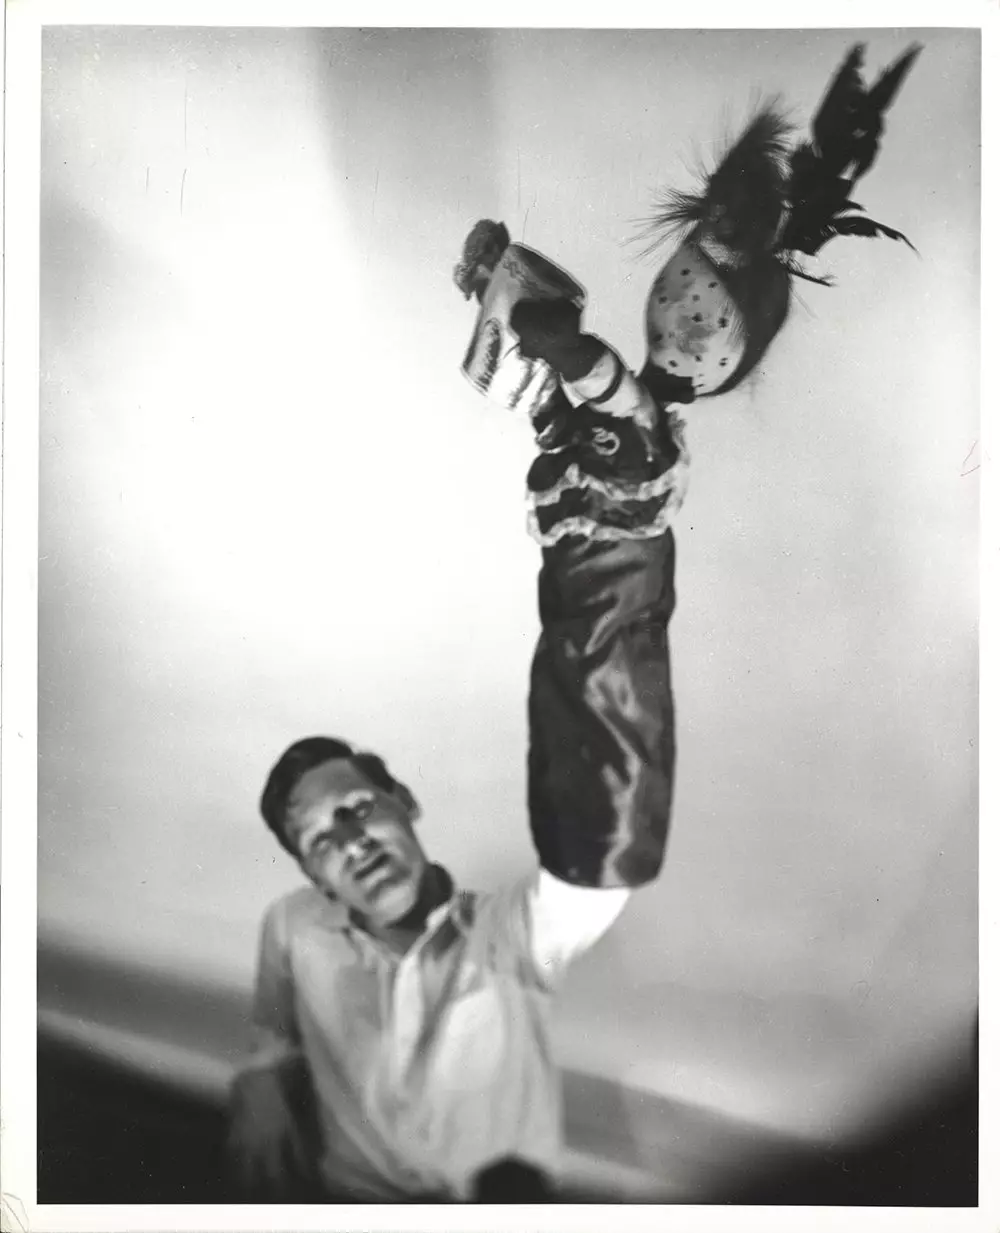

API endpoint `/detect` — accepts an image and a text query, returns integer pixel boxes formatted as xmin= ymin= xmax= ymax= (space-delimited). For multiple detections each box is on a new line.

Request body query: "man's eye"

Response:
xmin=354 ymin=798 xmax=375 ymax=820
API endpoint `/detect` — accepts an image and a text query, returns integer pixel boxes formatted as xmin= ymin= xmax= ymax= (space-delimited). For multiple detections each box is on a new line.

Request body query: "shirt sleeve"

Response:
xmin=250 ymin=898 xmax=301 ymax=1050
xmin=525 ymin=867 xmax=632 ymax=986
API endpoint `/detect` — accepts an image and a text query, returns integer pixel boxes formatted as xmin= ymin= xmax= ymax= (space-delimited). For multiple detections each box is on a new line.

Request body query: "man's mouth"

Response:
xmin=353 ymin=851 xmax=394 ymax=885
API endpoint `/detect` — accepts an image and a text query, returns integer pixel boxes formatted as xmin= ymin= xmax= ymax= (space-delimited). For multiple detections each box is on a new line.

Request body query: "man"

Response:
xmin=226 ymin=737 xmax=636 ymax=1202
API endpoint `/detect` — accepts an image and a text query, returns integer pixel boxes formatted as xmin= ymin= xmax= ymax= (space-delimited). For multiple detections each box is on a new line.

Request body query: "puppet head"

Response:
xmin=457 ymin=229 xmax=586 ymax=415
xmin=641 ymin=43 xmax=920 ymax=397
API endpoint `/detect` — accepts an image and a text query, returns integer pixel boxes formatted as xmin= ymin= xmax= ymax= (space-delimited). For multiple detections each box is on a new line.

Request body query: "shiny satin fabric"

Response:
xmin=528 ymin=527 xmax=677 ymax=889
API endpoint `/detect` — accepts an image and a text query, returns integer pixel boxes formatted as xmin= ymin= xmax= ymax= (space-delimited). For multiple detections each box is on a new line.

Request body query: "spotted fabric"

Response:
xmin=644 ymin=240 xmax=746 ymax=395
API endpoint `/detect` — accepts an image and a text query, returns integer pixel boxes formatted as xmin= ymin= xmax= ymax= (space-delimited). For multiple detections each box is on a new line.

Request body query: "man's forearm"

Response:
xmin=226 ymin=1047 xmax=322 ymax=1201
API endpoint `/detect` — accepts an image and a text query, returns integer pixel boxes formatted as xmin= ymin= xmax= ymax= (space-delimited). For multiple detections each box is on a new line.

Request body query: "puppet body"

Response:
xmin=454 ymin=42 xmax=921 ymax=889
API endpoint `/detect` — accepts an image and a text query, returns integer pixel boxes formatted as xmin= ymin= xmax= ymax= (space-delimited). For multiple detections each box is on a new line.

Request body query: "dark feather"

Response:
xmin=810 ymin=42 xmax=866 ymax=170
xmin=867 ymin=43 xmax=923 ymax=115
xmin=698 ymin=103 xmax=794 ymax=257
xmin=850 ymin=45 xmax=921 ymax=180
xmin=780 ymin=42 xmax=922 ymax=265
xmin=637 ymin=101 xmax=793 ymax=263
xmin=778 ymin=254 xmax=836 ymax=286
xmin=822 ymin=214 xmax=917 ymax=250
xmin=641 ymin=188 xmax=704 ymax=247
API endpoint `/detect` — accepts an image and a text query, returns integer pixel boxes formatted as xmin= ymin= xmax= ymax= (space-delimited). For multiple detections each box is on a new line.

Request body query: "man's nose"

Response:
xmin=334 ymin=809 xmax=368 ymax=848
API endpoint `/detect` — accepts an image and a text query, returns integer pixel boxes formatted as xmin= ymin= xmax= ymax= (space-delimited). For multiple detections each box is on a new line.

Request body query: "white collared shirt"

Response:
xmin=247 ymin=868 xmax=629 ymax=1200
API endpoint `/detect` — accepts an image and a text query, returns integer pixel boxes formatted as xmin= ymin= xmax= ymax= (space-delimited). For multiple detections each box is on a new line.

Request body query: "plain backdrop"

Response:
xmin=38 ymin=26 xmax=978 ymax=1144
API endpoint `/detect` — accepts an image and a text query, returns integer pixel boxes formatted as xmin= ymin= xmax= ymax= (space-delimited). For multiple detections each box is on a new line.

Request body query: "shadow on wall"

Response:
xmin=716 ymin=1022 xmax=978 ymax=1207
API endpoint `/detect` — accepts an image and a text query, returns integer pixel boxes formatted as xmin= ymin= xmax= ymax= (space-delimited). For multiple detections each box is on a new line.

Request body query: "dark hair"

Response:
xmin=472 ymin=1158 xmax=554 ymax=1202
xmin=453 ymin=218 xmax=510 ymax=299
xmin=259 ymin=736 xmax=408 ymax=856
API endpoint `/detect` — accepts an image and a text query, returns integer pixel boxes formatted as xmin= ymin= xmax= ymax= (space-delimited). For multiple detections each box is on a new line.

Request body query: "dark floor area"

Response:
xmin=38 ymin=1032 xmax=977 ymax=1206
xmin=36 ymin=1035 xmax=563 ymax=1204
xmin=38 ymin=1036 xmax=231 ymax=1204
xmin=717 ymin=1068 xmax=978 ymax=1206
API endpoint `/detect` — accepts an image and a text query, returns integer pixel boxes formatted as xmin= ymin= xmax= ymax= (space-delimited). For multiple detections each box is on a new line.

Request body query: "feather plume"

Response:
xmin=698 ymin=102 xmax=794 ymax=257
xmin=780 ymin=42 xmax=922 ymax=263
xmin=633 ymin=41 xmax=921 ymax=397
xmin=638 ymin=44 xmax=921 ymax=271
xmin=776 ymin=254 xmax=835 ymax=287
xmin=639 ymin=100 xmax=794 ymax=264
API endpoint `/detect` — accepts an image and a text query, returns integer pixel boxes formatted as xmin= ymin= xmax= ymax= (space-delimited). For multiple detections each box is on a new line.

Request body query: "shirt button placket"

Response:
xmin=393 ymin=952 xmax=423 ymax=1075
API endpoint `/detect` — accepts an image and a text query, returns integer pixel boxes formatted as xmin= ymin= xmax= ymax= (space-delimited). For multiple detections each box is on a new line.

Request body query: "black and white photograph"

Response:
xmin=0 ymin=4 xmax=992 ymax=1231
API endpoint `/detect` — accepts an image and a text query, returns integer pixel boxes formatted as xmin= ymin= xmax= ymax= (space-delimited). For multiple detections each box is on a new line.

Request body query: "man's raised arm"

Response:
xmin=454 ymin=228 xmax=693 ymax=972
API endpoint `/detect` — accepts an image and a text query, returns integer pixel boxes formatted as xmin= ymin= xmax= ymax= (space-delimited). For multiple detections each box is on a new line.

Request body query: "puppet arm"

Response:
xmin=510 ymin=298 xmax=660 ymax=430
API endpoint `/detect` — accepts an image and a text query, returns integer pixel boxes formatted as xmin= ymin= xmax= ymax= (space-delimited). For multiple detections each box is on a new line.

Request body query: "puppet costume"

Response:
xmin=455 ymin=43 xmax=921 ymax=891
xmin=518 ymin=327 xmax=695 ymax=888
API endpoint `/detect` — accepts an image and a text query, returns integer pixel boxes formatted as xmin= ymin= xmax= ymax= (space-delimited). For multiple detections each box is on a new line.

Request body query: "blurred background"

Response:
xmin=37 ymin=25 xmax=978 ymax=1203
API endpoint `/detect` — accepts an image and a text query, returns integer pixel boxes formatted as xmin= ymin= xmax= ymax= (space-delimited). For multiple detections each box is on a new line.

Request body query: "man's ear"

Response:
xmin=393 ymin=782 xmax=422 ymax=824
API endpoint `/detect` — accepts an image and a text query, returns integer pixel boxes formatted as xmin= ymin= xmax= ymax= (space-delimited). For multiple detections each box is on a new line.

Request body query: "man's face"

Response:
xmin=284 ymin=758 xmax=427 ymax=928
